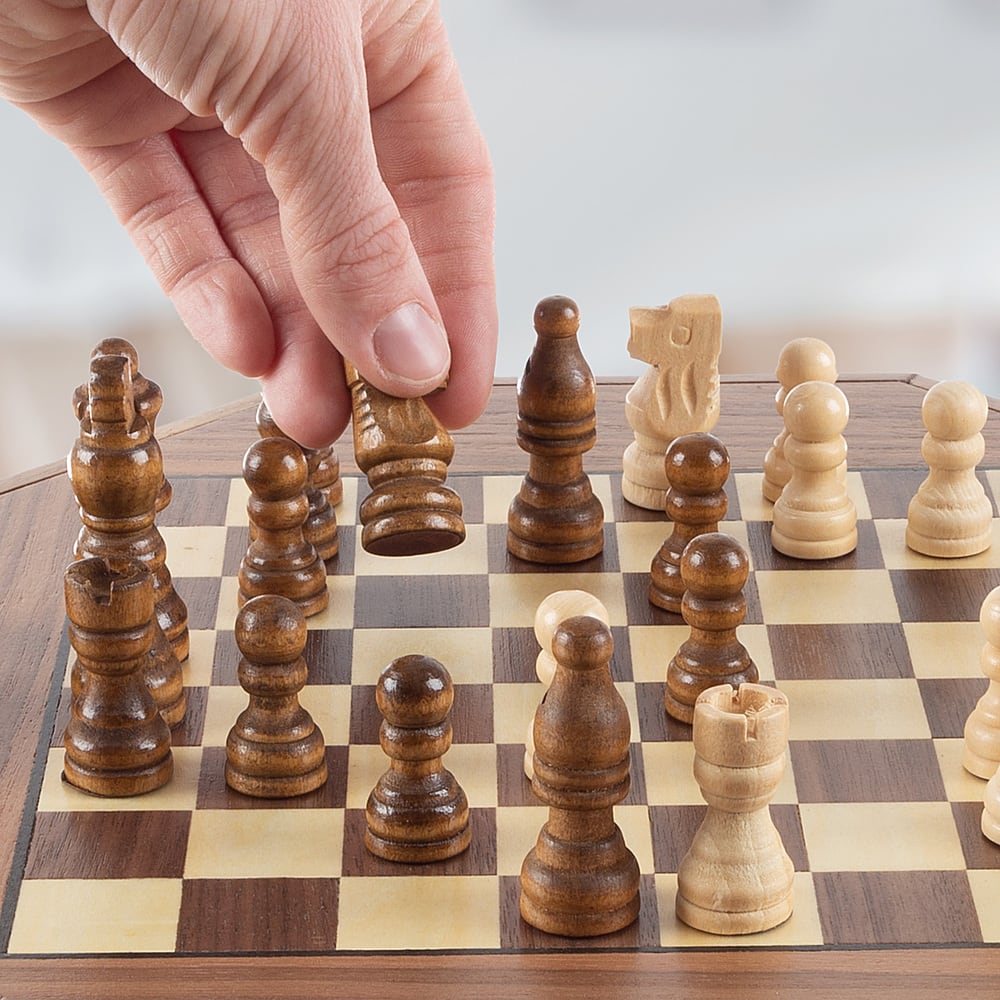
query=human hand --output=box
[0,0,497,446]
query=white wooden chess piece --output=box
[762,338,839,502]
[983,770,1000,846]
[963,585,1000,779]
[771,380,857,560]
[675,683,794,934]
[906,380,993,558]
[622,295,722,511]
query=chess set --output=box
[2,297,1000,979]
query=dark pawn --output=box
[70,352,189,663]
[345,361,465,557]
[507,296,604,564]
[365,655,471,863]
[312,443,343,509]
[649,433,730,613]
[226,595,328,798]
[256,399,339,561]
[63,558,173,797]
[238,437,329,617]
[520,616,640,937]
[73,337,172,514]
[665,532,759,723]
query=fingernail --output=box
[372,303,451,387]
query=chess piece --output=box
[507,296,604,564]
[963,585,1000,779]
[256,399,339,561]
[524,590,611,779]
[676,683,794,934]
[69,352,190,662]
[63,558,173,796]
[520,616,640,937]
[73,338,173,514]
[312,443,343,509]
[984,770,1000,846]
[665,532,758,723]
[906,380,993,558]
[649,433,730,613]
[771,380,857,560]
[226,595,328,798]
[70,614,186,729]
[238,437,329,616]
[762,337,839,502]
[622,294,723,510]
[344,360,465,556]
[365,655,471,862]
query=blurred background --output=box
[1,0,998,480]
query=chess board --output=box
[3,466,1000,959]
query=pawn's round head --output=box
[533,590,610,649]
[551,615,614,672]
[776,337,837,390]
[664,432,731,494]
[242,436,307,500]
[533,295,580,338]
[376,654,453,726]
[921,380,988,441]
[782,380,849,441]
[235,594,307,664]
[680,531,750,597]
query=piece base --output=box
[62,753,173,798]
[225,760,329,799]
[676,890,794,936]
[362,522,466,557]
[364,824,472,863]
[518,893,640,939]
[906,526,992,559]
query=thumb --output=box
[92,0,451,395]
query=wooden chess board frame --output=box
[3,377,1000,998]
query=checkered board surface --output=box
[4,468,1000,957]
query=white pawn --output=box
[771,380,857,560]
[963,585,1000,778]
[676,683,794,935]
[524,590,610,779]
[762,338,839,502]
[906,380,993,558]
[984,770,1000,846]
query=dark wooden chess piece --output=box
[507,296,604,564]
[70,352,190,664]
[365,654,471,862]
[312,443,343,509]
[520,616,640,936]
[226,594,328,798]
[256,399,339,561]
[665,532,759,723]
[345,360,465,557]
[649,432,730,613]
[238,436,329,616]
[73,337,172,514]
[63,557,173,796]
[70,614,186,729]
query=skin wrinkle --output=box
[3,0,497,447]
